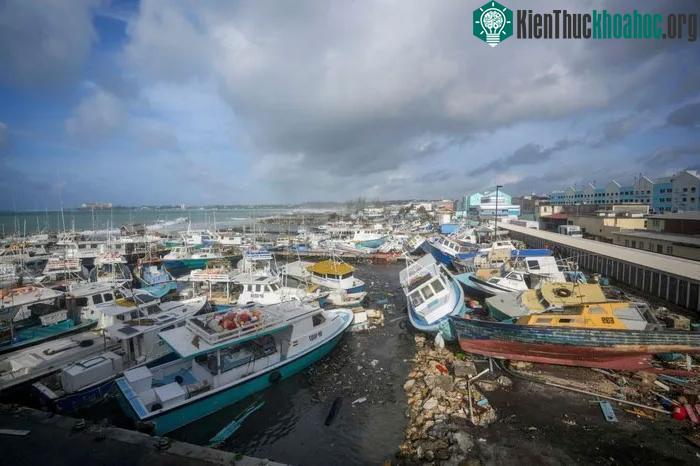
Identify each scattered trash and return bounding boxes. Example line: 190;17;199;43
209;400;265;448
0;429;30;437
476;398;490;408
434;332;445;350
599;401;618;422
352;397;367;405
370;359;379;368
325;397;343;426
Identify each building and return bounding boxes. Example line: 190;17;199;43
566;210;647;243
611;231;700;261
548;168;699;213
513;194;549;220
455;189;520;219
646;212;700;235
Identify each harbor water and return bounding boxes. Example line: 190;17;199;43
71;262;415;465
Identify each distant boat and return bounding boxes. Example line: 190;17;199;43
162;246;228;271
399;254;466;340
450;282;700;370
116;302;353;434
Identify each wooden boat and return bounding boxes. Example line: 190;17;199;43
450;283;700;370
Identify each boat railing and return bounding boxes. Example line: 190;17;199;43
186;311;285;346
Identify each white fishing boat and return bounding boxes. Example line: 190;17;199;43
0;286;95;354
305;260;367;306
399;254;466;339
116;301;353;434
459;255;567;296
31;295;208;412
88;250;132;285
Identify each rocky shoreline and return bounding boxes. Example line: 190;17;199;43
398;335;510;465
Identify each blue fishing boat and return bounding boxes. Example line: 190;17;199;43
399;255;466;340
116;301;352;434
162;246;228;271
1;286;97;355
136;263;177;298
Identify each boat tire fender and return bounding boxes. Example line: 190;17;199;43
554;287;572;298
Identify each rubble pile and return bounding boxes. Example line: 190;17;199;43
398;335;508;464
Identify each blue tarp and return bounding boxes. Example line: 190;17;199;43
440;223;459;234
511;249;552;257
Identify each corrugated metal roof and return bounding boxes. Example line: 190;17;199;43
499;223;700;281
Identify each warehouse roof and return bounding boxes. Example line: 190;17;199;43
499;223;700;281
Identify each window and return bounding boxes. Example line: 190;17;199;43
255;285;262;292
420;285;434;300
409;293;423;307
559;318;573;324
526;260;540;270
103;293;113;302
656;245;662;253
312;314;326;327
683;188;688;192
75;297;89;307
92;294;103;305
431;280;445;293
666;246;673;255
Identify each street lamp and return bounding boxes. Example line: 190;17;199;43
495;185;503;239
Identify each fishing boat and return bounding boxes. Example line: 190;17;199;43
450;282;700;370
31;295;208;413
0;286;96;354
458;256;566;296
135;263;177;298
162;246;227;271
88;251;132;286
399;254;466;340
306;260;366;306
420;234;477;268
116;301;353;434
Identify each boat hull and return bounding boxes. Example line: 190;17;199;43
118;321;350;435
449;317;700;371
162;258;210;271
407;278;466;340
0;319;98;355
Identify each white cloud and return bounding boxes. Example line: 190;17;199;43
65;87;126;143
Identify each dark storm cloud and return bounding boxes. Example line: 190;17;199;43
639;144;700;168
667;102;700;128
470;139;577;176
0;0;97;89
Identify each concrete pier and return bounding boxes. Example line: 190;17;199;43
0;404;286;466
499;223;700;312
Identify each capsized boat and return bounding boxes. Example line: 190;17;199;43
399;254;466;340
458;255;566;297
450;282;700;370
116;302;353;434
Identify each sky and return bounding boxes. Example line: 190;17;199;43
0;0;699;209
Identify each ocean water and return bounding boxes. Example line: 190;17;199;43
0;207;296;235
